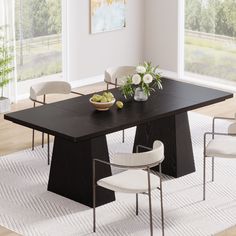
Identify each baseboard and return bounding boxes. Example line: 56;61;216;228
160;70;178;79
70;74;104;88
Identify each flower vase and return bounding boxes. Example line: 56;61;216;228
134;87;148;102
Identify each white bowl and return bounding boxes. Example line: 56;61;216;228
89;98;116;111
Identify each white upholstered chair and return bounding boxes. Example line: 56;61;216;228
30;81;83;165
104;66;136;90
93;140;165;236
104;66;136;143
203;116;236;200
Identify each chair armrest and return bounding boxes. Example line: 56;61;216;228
213;117;235;121
71;91;85;96
212;116;235;136
204;131;236;140
203;132;236;155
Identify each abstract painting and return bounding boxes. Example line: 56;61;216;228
90;0;126;34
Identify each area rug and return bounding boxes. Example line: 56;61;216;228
0;112;236;236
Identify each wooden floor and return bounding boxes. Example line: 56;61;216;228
0;227;20;236
0;82;236;235
0;83;105;156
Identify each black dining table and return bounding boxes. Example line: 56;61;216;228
4;77;233;207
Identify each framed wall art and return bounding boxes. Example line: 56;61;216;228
90;0;126;34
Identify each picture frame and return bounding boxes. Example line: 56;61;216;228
90;0;126;34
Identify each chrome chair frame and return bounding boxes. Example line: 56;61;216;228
30;90;84;165
93;145;164;236
106;78;118;90
203;116;236;200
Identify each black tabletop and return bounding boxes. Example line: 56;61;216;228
4;78;233;142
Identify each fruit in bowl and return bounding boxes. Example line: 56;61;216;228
90;92;116;111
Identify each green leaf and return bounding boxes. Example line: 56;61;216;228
0;26;14;96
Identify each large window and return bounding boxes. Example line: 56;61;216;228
185;0;236;83
15;0;62;82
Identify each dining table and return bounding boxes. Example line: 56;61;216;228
4;77;233;207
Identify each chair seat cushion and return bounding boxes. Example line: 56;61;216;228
206;137;236;158
97;170;160;193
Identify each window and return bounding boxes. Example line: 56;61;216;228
185;0;236;84
15;0;62;82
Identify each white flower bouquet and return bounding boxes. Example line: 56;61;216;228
121;62;162;99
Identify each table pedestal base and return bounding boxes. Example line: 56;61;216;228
48;135;115;207
134;112;195;177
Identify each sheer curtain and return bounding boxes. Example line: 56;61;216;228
0;0;17;102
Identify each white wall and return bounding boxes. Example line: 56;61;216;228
144;0;179;73
67;0;145;81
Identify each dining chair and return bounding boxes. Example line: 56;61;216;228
93;140;165;236
104;66;136;90
30;80;84;165
203;116;236;200
104;66;136;143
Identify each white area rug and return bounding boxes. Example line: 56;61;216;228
0;112;236;236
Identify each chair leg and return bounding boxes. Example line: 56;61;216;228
42;95;46;149
93;160;96;233
203;156;206;201
47;134;50;165
159;164;164;236
106;83;109;91
136;193;139;216
212;157;215;182
32;129;35;151
147;168;153;236
32;102;36;151
42;133;44;148
122;130;125;143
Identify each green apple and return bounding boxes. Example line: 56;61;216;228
116;101;124;109
101;96;108;103
107;97;112;102
91;95;97;102
91;93;115;103
92;94;102;102
107;92;114;98
103;92;108;97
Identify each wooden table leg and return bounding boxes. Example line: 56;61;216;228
48;135;115;207
133;112;195;178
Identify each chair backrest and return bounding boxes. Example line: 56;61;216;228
30;81;71;100
104;66;136;85
112;140;164;168
228;122;236;134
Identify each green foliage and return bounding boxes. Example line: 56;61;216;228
14;0;62;81
0;26;14;97
15;0;62;40
121;76;134;98
47;0;62;34
185;0;236;37
121;62;162;99
31;0;50;37
185;0;202;31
